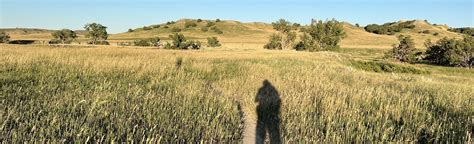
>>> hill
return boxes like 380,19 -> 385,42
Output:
2,19 -> 465,48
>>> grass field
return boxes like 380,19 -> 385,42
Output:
1,44 -> 472,143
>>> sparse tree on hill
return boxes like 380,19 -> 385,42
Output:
51,29 -> 78,44
167,33 -> 201,50
84,23 -> 108,45
390,35 -> 417,63
0,32 -> 10,43
264,33 -> 283,50
207,37 -> 221,47
294,19 -> 346,51
265,19 -> 297,49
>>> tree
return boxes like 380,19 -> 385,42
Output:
197,19 -> 203,23
207,37 -> 221,47
390,35 -> 416,63
424,37 -> 473,67
294,19 -> 346,51
84,23 -> 108,45
51,29 -> 77,44
167,33 -> 201,50
264,34 -> 283,50
128,29 -> 134,33
185,21 -> 198,28
0,32 -> 10,43
216,19 -> 221,22
265,19 -> 296,49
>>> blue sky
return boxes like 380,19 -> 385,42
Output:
1,0 -> 472,33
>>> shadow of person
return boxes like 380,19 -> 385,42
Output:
255,80 -> 282,144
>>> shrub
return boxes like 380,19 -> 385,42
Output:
166,21 -> 176,25
152,25 -> 161,29
448,27 -> 474,36
364,21 -> 415,35
433,32 -> 439,36
171,27 -> 182,32
294,19 -> 346,51
389,35 -> 417,63
128,29 -> 134,33
355,23 -> 360,27
420,30 -> 430,34
264,34 -> 283,50
201,27 -> 209,32
51,29 -> 77,44
424,37 -> 474,67
133,37 -> 161,47
207,37 -> 221,47
350,61 -> 429,74
185,21 -> 198,28
167,33 -> 200,50
206,22 -> 215,27
211,27 -> 223,34
143,26 -> 152,31
197,19 -> 203,23
0,32 -> 11,43
87,40 -> 109,45
163,25 -> 169,29
216,19 -> 221,22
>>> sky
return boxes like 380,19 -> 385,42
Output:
1,0 -> 473,33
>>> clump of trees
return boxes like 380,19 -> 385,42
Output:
84,23 -> 109,45
166,21 -> 176,25
0,32 -> 10,43
389,35 -> 417,63
264,19 -> 296,50
448,27 -> 474,36
133,37 -> 161,47
50,29 -> 78,44
211,27 -> 223,34
143,26 -> 152,31
171,27 -> 182,32
364,21 -> 415,35
294,19 -> 346,51
207,37 -> 221,47
264,34 -> 283,50
424,37 -> 473,67
164,33 -> 201,50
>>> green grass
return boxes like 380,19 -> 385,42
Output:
0,45 -> 473,143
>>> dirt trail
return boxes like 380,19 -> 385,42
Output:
242,114 -> 262,144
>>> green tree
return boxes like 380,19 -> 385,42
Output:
207,37 -> 221,47
169,33 -> 188,49
390,35 -> 416,63
265,19 -> 297,49
425,37 -> 474,67
51,29 -> 77,44
295,19 -> 346,51
133,37 -> 161,47
264,33 -> 283,50
185,21 -> 198,28
84,23 -> 108,45
0,32 -> 10,43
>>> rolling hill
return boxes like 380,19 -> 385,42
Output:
2,19 -> 466,48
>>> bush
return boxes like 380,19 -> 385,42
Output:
211,27 -> 223,34
171,27 -> 182,32
389,35 -> 417,63
152,25 -> 161,29
143,26 -> 152,31
448,27 -> 474,36
87,40 -> 109,45
0,32 -> 11,43
133,37 -> 161,47
216,19 -> 221,22
294,19 -> 346,51
355,23 -> 360,27
166,21 -> 176,25
420,30 -> 430,34
201,27 -> 209,32
163,25 -> 169,29
207,37 -> 221,47
51,29 -> 77,44
128,29 -> 134,33
185,21 -> 198,28
264,34 -> 283,50
350,61 -> 429,74
167,33 -> 201,50
433,32 -> 439,36
206,22 -> 215,27
424,37 -> 474,67
364,21 -> 415,35
197,19 -> 203,23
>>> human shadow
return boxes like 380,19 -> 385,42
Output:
255,80 -> 281,144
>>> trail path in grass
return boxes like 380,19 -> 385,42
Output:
242,114 -> 262,144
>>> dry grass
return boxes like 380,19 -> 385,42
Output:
1,44 -> 472,142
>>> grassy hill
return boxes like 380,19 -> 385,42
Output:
1,19 -> 465,48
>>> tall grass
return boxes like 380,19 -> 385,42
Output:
0,45 -> 473,142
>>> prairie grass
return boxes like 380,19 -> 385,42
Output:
0,44 -> 473,143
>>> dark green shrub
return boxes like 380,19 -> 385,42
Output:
420,30 -> 430,34
188,40 -> 202,49
389,35 -> 417,63
128,29 -> 134,32
197,19 -> 203,23
133,37 -> 161,47
424,37 -> 473,67
163,25 -> 169,29
364,21 -> 415,35
152,25 -> 161,29
264,34 -> 283,50
51,29 -> 77,44
185,21 -> 198,28
143,26 -> 152,31
0,32 -> 11,43
201,27 -> 209,32
167,33 -> 200,50
433,32 -> 439,36
166,21 -> 176,25
88,40 -> 109,45
216,19 -> 221,22
207,37 -> 221,47
294,19 -> 346,51
211,27 -> 223,34
448,27 -> 474,36
355,23 -> 360,27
